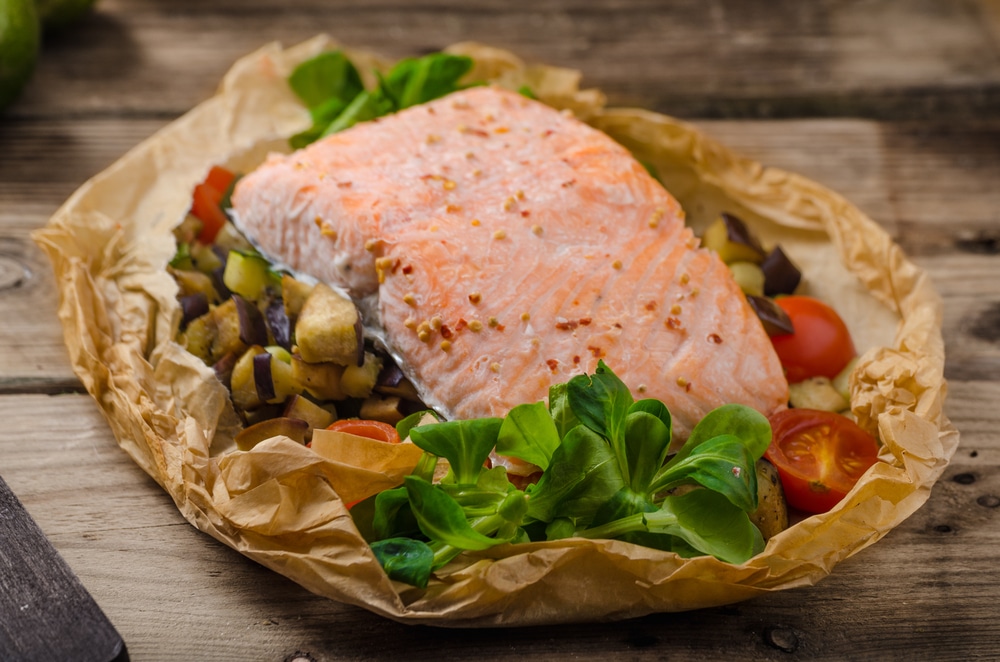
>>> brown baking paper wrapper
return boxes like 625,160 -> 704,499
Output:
33,36 -> 959,626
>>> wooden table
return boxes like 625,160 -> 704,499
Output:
3,1 -> 999,659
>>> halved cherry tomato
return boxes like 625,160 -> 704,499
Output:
765,408 -> 880,514
190,166 -> 236,243
326,418 -> 401,444
769,295 -> 856,383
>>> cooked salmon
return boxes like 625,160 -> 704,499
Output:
231,86 -> 788,439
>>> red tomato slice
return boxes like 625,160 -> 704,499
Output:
190,167 -> 236,244
765,408 -> 880,514
769,295 -> 856,383
326,419 -> 401,444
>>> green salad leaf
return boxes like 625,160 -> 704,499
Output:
287,50 -> 475,149
359,361 -> 772,588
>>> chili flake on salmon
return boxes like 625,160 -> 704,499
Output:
230,86 -> 788,439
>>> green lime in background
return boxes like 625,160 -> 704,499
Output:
0,0 -> 41,111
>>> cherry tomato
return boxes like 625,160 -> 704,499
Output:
765,408 -> 880,514
769,295 -> 856,383
326,419 -> 401,444
190,166 -> 236,243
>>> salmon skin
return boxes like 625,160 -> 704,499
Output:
231,86 -> 788,439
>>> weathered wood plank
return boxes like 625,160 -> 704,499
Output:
9,0 -> 1000,121
0,385 -> 994,660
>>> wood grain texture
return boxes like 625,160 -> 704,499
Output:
1,388 -> 996,661
8,0 -> 1000,121
2,0 -> 999,659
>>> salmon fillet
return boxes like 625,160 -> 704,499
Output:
231,86 -> 788,438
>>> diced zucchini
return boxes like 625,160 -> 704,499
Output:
231,346 -> 268,410
223,250 -> 280,301
341,352 -> 383,398
294,282 -> 362,365
291,354 -> 347,401
728,261 -> 765,297
702,213 -> 766,264
170,267 -> 219,302
190,242 -> 225,274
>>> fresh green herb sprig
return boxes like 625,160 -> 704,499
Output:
287,50 -> 477,149
356,361 -> 770,588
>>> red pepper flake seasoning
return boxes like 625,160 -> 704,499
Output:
579,317 -> 592,326
644,301 -> 657,312
561,179 -> 577,188
665,316 -> 682,330
613,322 -> 623,329
708,333 -> 723,344
546,359 -> 559,372
402,264 -> 414,275
469,292 -> 482,304
587,345 -> 606,358
543,129 -> 555,137
336,181 -> 352,188
573,355 -> 581,364
555,319 -> 578,331
455,319 -> 469,332
520,210 -> 531,217
440,324 -> 454,339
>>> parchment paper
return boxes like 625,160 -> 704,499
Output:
32,36 -> 959,626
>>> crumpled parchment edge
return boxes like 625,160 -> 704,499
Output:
32,35 -> 959,627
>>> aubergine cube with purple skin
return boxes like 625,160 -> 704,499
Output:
253,352 -> 277,402
746,295 -> 795,336
375,361 -> 422,401
212,350 -> 239,390
294,282 -> 364,366
179,293 -> 210,329
233,294 -> 269,346
761,245 -> 803,296
265,298 -> 293,350
702,213 -> 767,264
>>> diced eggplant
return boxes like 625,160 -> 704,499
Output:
212,351 -> 239,390
253,352 -> 277,402
291,354 -> 347,401
727,261 -> 765,297
265,298 -> 292,350
749,458 -> 788,541
341,352 -> 383,398
283,394 -> 337,435
233,294 -> 269,347
210,298 -> 248,362
173,214 -> 203,246
746,295 -> 794,336
359,395 -> 406,425
761,245 -> 802,296
702,213 -> 766,264
179,293 -> 210,329
375,361 -> 422,402
170,268 -> 218,302
211,265 -> 232,301
231,346 -> 268,410
281,274 -> 314,321
190,242 -> 224,275
235,416 -> 310,451
295,282 -> 362,365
